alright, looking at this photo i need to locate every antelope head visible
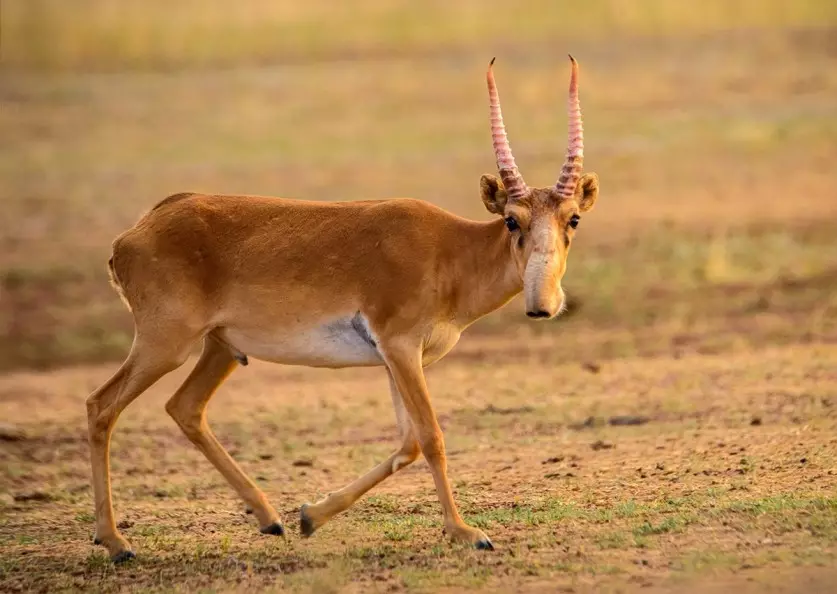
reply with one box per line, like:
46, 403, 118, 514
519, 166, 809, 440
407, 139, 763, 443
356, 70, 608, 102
480, 56, 599, 319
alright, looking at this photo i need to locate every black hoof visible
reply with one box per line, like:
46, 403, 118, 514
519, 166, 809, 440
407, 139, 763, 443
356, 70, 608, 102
260, 522, 285, 537
111, 550, 136, 564
92, 536, 102, 546
475, 539, 495, 551
299, 504, 316, 537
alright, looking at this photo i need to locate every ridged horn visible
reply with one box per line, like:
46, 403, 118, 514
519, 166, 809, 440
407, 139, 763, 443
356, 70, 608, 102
487, 58, 528, 202
555, 55, 584, 199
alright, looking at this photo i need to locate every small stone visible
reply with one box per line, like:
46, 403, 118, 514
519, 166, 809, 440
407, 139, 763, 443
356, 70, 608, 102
292, 459, 314, 467
591, 440, 614, 451
581, 361, 601, 374
750, 416, 762, 426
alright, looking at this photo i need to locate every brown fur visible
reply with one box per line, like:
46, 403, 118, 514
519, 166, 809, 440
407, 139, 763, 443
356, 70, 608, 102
86, 174, 599, 561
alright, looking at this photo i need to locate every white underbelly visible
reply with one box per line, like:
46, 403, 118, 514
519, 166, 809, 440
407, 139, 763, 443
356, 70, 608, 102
217, 314, 383, 368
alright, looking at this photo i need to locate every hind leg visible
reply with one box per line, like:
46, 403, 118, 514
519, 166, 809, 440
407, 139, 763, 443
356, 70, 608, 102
87, 334, 193, 562
165, 337, 284, 535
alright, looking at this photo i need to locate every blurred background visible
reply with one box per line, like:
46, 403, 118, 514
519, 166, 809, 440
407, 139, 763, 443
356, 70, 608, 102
1, 0, 836, 371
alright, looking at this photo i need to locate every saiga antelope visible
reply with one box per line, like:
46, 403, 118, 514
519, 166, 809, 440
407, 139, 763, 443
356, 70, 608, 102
86, 56, 599, 562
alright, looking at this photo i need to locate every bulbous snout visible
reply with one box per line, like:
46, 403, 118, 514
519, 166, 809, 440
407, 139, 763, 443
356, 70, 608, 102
525, 285, 565, 319
523, 251, 566, 320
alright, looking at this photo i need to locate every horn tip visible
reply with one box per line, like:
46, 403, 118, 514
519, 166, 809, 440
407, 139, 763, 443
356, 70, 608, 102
568, 54, 577, 65
489, 57, 496, 66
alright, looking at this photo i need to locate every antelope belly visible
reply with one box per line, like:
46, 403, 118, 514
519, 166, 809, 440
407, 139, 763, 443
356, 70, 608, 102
218, 314, 383, 368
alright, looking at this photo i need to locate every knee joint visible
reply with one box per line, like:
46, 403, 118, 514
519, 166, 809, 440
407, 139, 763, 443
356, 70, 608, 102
165, 400, 202, 437
392, 440, 420, 473
86, 400, 113, 440
418, 433, 445, 464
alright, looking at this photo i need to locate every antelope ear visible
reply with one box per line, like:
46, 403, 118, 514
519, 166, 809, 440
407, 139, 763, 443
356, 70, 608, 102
480, 174, 508, 215
575, 172, 599, 213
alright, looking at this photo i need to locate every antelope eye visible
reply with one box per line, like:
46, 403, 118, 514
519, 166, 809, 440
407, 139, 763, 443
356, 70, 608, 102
505, 217, 520, 232
569, 214, 580, 229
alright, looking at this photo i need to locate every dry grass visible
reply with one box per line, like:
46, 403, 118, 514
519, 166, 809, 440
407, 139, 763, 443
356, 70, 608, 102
4, 0, 836, 71
2, 20, 836, 369
1, 3, 837, 592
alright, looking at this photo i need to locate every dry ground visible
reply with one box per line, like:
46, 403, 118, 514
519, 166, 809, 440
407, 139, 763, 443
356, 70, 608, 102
1, 342, 836, 592
2, 11, 837, 369
2, 2, 837, 592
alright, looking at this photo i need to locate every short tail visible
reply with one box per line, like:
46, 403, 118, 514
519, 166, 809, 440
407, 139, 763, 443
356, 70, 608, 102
108, 254, 132, 312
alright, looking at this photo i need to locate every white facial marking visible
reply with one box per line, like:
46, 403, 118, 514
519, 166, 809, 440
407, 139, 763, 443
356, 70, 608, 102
524, 219, 560, 314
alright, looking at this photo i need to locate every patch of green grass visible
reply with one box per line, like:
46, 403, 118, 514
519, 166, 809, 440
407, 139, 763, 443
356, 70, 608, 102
381, 518, 418, 542
674, 550, 739, 573
75, 511, 95, 524
613, 500, 640, 519
807, 512, 837, 542
84, 550, 114, 572
467, 499, 583, 528
398, 565, 493, 591
344, 543, 400, 562
553, 560, 583, 574
724, 495, 837, 516
569, 226, 837, 322
595, 531, 630, 550
633, 516, 685, 537
365, 495, 402, 514
1, 464, 29, 480
588, 564, 626, 576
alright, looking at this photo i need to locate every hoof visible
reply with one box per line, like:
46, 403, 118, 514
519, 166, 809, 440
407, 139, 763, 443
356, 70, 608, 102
260, 522, 285, 537
299, 504, 316, 537
92, 536, 102, 545
475, 538, 495, 551
111, 550, 136, 564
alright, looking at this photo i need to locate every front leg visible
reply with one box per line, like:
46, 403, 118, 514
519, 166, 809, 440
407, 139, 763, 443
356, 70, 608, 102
383, 342, 493, 550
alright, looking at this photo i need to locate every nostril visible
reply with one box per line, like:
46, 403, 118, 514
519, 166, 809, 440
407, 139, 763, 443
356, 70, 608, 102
526, 310, 551, 319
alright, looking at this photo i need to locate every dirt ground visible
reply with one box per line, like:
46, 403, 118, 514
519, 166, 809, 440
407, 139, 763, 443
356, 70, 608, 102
2, 3, 837, 593
1, 340, 836, 593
